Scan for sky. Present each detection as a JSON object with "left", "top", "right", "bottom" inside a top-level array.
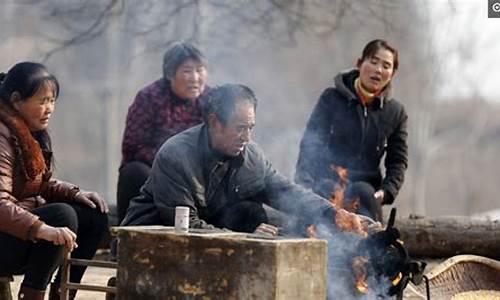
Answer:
[{"left": 431, "top": 0, "right": 500, "bottom": 101}]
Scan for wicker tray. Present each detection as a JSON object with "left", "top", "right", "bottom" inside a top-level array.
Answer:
[{"left": 409, "top": 255, "right": 500, "bottom": 299}]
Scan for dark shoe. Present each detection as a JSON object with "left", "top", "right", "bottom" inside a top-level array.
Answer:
[
  {"left": 48, "top": 283, "right": 76, "bottom": 300},
  {"left": 18, "top": 286, "right": 45, "bottom": 300},
  {"left": 105, "top": 276, "right": 116, "bottom": 300}
]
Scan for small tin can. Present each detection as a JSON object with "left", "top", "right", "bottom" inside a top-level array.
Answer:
[{"left": 175, "top": 206, "right": 190, "bottom": 234}]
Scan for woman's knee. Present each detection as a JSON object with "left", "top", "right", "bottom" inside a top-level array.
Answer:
[
  {"left": 36, "top": 203, "right": 78, "bottom": 233},
  {"left": 91, "top": 209, "right": 109, "bottom": 233},
  {"left": 346, "top": 181, "right": 382, "bottom": 221},
  {"left": 76, "top": 204, "right": 109, "bottom": 235}
]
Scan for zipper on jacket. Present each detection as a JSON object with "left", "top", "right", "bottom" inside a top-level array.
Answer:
[{"left": 364, "top": 106, "right": 368, "bottom": 118}]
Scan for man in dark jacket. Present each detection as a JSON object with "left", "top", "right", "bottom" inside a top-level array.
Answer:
[
  {"left": 295, "top": 40, "right": 408, "bottom": 222},
  {"left": 122, "top": 84, "right": 363, "bottom": 234}
]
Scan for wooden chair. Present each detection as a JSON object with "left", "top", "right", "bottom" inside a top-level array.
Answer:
[
  {"left": 59, "top": 248, "right": 117, "bottom": 300},
  {"left": 0, "top": 276, "right": 13, "bottom": 300}
]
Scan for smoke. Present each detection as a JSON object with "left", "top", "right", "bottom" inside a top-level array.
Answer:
[{"left": 314, "top": 223, "right": 396, "bottom": 299}]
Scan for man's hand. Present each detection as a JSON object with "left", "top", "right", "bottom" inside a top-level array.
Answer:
[
  {"left": 36, "top": 223, "right": 78, "bottom": 251},
  {"left": 335, "top": 209, "right": 366, "bottom": 237},
  {"left": 75, "top": 190, "right": 109, "bottom": 213},
  {"left": 374, "top": 189, "right": 385, "bottom": 204},
  {"left": 254, "top": 223, "right": 279, "bottom": 237},
  {"left": 358, "top": 214, "right": 383, "bottom": 235}
]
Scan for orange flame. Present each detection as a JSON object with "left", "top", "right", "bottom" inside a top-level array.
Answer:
[{"left": 352, "top": 256, "right": 369, "bottom": 294}]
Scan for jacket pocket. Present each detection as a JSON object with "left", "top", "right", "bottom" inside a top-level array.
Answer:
[{"left": 233, "top": 178, "right": 265, "bottom": 200}]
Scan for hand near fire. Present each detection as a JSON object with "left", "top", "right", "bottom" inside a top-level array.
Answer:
[
  {"left": 336, "top": 211, "right": 383, "bottom": 236},
  {"left": 335, "top": 209, "right": 375, "bottom": 237},
  {"left": 358, "top": 214, "right": 383, "bottom": 235},
  {"left": 254, "top": 223, "right": 279, "bottom": 237}
]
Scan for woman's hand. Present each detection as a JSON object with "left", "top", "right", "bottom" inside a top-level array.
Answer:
[
  {"left": 254, "top": 223, "right": 279, "bottom": 237},
  {"left": 75, "top": 190, "right": 109, "bottom": 213},
  {"left": 36, "top": 223, "right": 78, "bottom": 251},
  {"left": 374, "top": 189, "right": 385, "bottom": 204}
]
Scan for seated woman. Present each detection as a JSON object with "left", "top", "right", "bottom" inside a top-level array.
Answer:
[
  {"left": 117, "top": 42, "right": 209, "bottom": 224},
  {"left": 295, "top": 39, "right": 408, "bottom": 221},
  {"left": 0, "top": 62, "right": 108, "bottom": 300}
]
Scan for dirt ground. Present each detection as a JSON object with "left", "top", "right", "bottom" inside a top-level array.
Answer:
[{"left": 9, "top": 255, "right": 442, "bottom": 299}]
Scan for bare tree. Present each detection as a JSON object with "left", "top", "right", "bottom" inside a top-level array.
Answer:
[{"left": 33, "top": 0, "right": 398, "bottom": 61}]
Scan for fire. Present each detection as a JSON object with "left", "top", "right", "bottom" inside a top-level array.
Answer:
[
  {"left": 352, "top": 256, "right": 369, "bottom": 294},
  {"left": 329, "top": 165, "right": 348, "bottom": 209}
]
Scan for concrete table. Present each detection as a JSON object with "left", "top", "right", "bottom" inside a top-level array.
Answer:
[{"left": 113, "top": 226, "right": 327, "bottom": 300}]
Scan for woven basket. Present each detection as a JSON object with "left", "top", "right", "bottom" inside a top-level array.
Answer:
[
  {"left": 409, "top": 255, "right": 500, "bottom": 299},
  {"left": 451, "top": 290, "right": 500, "bottom": 300}
]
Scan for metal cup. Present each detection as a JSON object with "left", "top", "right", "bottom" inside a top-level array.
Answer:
[{"left": 175, "top": 206, "right": 189, "bottom": 234}]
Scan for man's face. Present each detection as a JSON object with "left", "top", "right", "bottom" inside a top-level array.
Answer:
[{"left": 210, "top": 101, "right": 255, "bottom": 156}]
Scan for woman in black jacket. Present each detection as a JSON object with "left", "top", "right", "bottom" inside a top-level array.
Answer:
[{"left": 295, "top": 39, "right": 408, "bottom": 221}]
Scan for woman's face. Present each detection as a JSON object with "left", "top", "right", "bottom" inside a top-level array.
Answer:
[
  {"left": 357, "top": 48, "right": 395, "bottom": 94},
  {"left": 170, "top": 58, "right": 207, "bottom": 101},
  {"left": 12, "top": 83, "right": 56, "bottom": 132}
]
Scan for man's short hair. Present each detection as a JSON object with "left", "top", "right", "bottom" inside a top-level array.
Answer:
[
  {"left": 162, "top": 42, "right": 207, "bottom": 80},
  {"left": 203, "top": 84, "right": 258, "bottom": 126}
]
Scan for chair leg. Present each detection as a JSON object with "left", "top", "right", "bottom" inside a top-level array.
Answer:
[{"left": 60, "top": 247, "right": 71, "bottom": 300}]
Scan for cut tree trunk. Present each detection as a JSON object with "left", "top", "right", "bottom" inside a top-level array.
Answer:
[{"left": 395, "top": 216, "right": 500, "bottom": 259}]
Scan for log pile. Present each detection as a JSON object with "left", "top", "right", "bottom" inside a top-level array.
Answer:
[{"left": 395, "top": 216, "right": 500, "bottom": 259}]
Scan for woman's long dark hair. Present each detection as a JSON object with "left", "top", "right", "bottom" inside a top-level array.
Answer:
[{"left": 0, "top": 62, "right": 60, "bottom": 152}]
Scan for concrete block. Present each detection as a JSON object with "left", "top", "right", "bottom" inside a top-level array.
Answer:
[{"left": 115, "top": 227, "right": 327, "bottom": 300}]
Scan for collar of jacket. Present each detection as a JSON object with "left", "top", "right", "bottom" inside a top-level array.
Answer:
[
  {"left": 0, "top": 101, "right": 47, "bottom": 180},
  {"left": 333, "top": 68, "right": 392, "bottom": 109},
  {"left": 198, "top": 124, "right": 244, "bottom": 173}
]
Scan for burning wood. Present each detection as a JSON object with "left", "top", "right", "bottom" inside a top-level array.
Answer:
[
  {"left": 352, "top": 256, "right": 369, "bottom": 294},
  {"left": 329, "top": 165, "right": 348, "bottom": 209},
  {"left": 306, "top": 165, "right": 429, "bottom": 298}
]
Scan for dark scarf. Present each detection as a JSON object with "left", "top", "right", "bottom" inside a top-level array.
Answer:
[{"left": 0, "top": 101, "right": 47, "bottom": 180}]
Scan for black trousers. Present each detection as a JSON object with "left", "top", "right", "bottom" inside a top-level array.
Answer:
[
  {"left": 116, "top": 161, "right": 150, "bottom": 224},
  {"left": 0, "top": 202, "right": 108, "bottom": 291}
]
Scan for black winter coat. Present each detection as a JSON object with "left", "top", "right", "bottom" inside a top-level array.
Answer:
[{"left": 295, "top": 69, "right": 408, "bottom": 204}]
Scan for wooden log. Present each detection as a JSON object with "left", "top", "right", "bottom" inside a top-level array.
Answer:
[{"left": 395, "top": 216, "right": 500, "bottom": 259}]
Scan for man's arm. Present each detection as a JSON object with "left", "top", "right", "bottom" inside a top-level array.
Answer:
[{"left": 265, "top": 157, "right": 334, "bottom": 223}]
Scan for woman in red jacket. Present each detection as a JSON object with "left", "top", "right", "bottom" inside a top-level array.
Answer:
[{"left": 0, "top": 62, "right": 108, "bottom": 300}]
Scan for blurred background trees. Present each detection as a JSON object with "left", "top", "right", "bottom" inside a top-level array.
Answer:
[{"left": 1, "top": 0, "right": 498, "bottom": 218}]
